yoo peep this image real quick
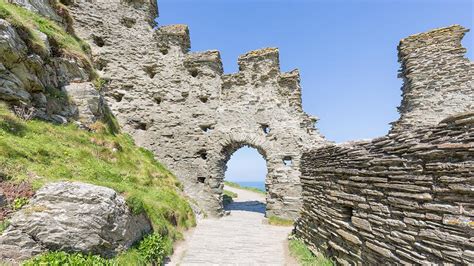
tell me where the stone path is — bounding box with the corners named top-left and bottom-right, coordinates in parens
top-left (168, 186), bottom-right (295, 265)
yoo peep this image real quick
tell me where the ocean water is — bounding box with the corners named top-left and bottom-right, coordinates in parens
top-left (234, 181), bottom-right (265, 192)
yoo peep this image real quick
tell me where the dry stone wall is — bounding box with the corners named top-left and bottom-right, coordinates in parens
top-left (67, 0), bottom-right (325, 219)
top-left (296, 26), bottom-right (474, 265)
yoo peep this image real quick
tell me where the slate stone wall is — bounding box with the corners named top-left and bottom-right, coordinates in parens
top-left (392, 25), bottom-right (473, 131)
top-left (296, 25), bottom-right (474, 264)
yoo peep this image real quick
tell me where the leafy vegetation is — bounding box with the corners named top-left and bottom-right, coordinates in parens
top-left (223, 189), bottom-right (237, 206)
top-left (12, 196), bottom-right (29, 210)
top-left (224, 181), bottom-right (265, 194)
top-left (267, 215), bottom-right (294, 227)
top-left (25, 233), bottom-right (168, 265)
top-left (0, 0), bottom-right (92, 72)
top-left (137, 233), bottom-right (167, 264)
top-left (0, 220), bottom-right (9, 234)
top-left (24, 252), bottom-right (114, 266)
top-left (0, 103), bottom-right (195, 263)
top-left (288, 238), bottom-right (334, 266)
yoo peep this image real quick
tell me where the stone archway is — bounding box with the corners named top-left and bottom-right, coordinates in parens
top-left (212, 135), bottom-right (270, 214)
top-left (204, 128), bottom-right (311, 220)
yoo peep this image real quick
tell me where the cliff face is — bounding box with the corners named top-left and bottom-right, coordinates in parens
top-left (296, 26), bottom-right (474, 265)
top-left (0, 0), bottom-right (103, 126)
top-left (67, 0), bottom-right (325, 219)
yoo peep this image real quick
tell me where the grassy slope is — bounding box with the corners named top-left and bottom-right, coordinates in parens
top-left (224, 181), bottom-right (265, 194)
top-left (0, 104), bottom-right (195, 257)
top-left (0, 1), bottom-right (194, 263)
top-left (289, 239), bottom-right (334, 266)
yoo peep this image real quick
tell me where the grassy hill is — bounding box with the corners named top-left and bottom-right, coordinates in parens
top-left (0, 103), bottom-right (195, 264)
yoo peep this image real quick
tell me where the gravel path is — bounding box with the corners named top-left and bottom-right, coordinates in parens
top-left (168, 185), bottom-right (294, 265)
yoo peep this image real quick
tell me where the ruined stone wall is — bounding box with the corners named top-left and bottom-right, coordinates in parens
top-left (296, 26), bottom-right (474, 264)
top-left (391, 25), bottom-right (473, 131)
top-left (67, 0), bottom-right (325, 219)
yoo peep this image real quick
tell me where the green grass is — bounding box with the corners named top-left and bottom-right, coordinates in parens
top-left (0, 102), bottom-right (195, 262)
top-left (289, 239), bottom-right (333, 266)
top-left (0, 220), bottom-right (9, 234)
top-left (267, 215), bottom-right (294, 227)
top-left (223, 189), bottom-right (237, 206)
top-left (224, 181), bottom-right (265, 194)
top-left (0, 0), bottom-right (92, 71)
top-left (223, 189), bottom-right (237, 198)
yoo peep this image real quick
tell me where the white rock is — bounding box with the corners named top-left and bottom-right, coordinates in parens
top-left (0, 182), bottom-right (152, 262)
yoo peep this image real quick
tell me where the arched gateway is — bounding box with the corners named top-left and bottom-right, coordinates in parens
top-left (68, 1), bottom-right (325, 219)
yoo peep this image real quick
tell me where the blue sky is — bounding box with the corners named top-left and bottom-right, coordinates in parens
top-left (157, 0), bottom-right (473, 182)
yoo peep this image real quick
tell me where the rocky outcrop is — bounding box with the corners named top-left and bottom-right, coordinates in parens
top-left (10, 0), bottom-right (62, 23)
top-left (296, 26), bottom-right (474, 265)
top-left (67, 0), bottom-right (325, 219)
top-left (0, 2), bottom-right (103, 127)
top-left (0, 182), bottom-right (152, 262)
top-left (64, 82), bottom-right (104, 125)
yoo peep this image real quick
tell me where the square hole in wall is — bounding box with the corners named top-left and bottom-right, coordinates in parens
top-left (197, 176), bottom-right (206, 183)
top-left (283, 156), bottom-right (293, 166)
top-left (200, 125), bottom-right (213, 133)
top-left (198, 150), bottom-right (207, 160)
top-left (199, 96), bottom-right (208, 103)
top-left (261, 124), bottom-right (270, 134)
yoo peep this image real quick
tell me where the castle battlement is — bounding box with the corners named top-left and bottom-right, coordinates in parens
top-left (155, 24), bottom-right (191, 53)
top-left (238, 47), bottom-right (280, 73)
top-left (184, 50), bottom-right (223, 76)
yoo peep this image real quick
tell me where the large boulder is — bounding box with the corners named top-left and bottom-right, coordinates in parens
top-left (0, 182), bottom-right (152, 262)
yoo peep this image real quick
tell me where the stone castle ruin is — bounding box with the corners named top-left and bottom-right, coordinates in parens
top-left (43, 1), bottom-right (472, 263)
top-left (67, 0), bottom-right (325, 219)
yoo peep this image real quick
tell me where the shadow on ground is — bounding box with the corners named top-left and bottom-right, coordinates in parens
top-left (225, 200), bottom-right (266, 214)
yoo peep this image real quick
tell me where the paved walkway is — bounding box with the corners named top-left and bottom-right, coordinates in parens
top-left (168, 186), bottom-right (294, 266)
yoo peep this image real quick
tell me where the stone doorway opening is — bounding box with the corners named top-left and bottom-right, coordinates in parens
top-left (222, 145), bottom-right (268, 214)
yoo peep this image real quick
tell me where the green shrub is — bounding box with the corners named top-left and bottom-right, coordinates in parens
top-left (12, 197), bottom-right (29, 210)
top-left (24, 234), bottom-right (167, 265)
top-left (137, 234), bottom-right (166, 264)
top-left (23, 251), bottom-right (115, 266)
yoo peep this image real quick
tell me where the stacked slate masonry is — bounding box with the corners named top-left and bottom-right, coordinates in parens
top-left (296, 25), bottom-right (474, 265)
